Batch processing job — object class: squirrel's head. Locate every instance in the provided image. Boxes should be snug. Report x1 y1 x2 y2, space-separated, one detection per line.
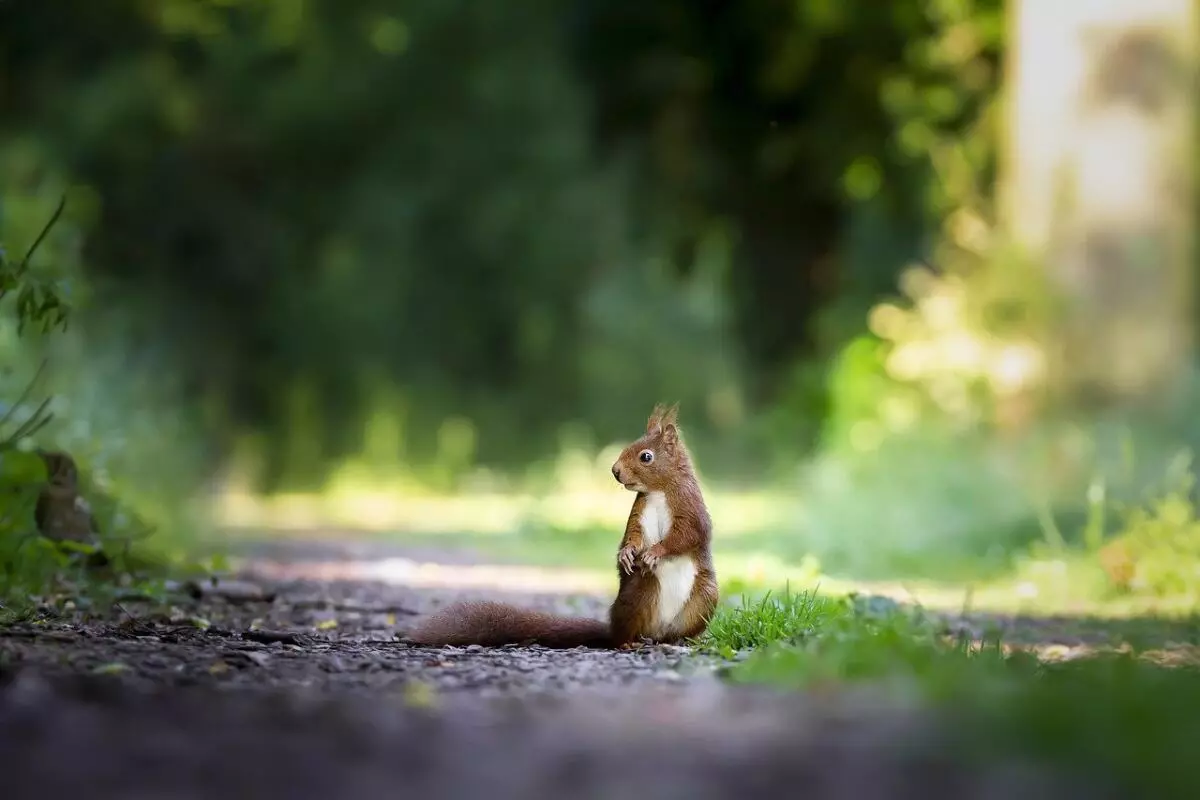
36 449 78 488
611 403 688 493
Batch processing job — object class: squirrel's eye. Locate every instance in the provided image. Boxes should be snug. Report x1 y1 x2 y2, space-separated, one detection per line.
639 449 654 464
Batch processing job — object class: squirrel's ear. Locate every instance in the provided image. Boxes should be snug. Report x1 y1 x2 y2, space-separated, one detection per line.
662 423 679 451
646 403 667 435
661 403 679 428
646 402 679 434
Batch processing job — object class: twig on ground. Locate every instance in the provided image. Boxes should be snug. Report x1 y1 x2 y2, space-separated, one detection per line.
241 629 312 646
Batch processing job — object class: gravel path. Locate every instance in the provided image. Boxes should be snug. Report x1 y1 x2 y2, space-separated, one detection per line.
0 537 1149 799
0 574 710 697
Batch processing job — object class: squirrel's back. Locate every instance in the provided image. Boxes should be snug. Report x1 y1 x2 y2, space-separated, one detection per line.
406 600 612 649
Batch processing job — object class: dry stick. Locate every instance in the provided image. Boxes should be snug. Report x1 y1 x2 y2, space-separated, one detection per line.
241 629 311 646
959 585 975 618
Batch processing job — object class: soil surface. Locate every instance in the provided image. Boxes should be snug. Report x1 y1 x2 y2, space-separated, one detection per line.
0 537 1169 799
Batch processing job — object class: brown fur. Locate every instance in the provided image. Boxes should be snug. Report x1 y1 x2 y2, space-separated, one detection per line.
608 403 718 646
406 403 718 649
407 600 611 648
34 449 99 544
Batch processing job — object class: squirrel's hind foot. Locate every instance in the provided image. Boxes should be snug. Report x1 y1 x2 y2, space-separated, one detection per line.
617 636 657 651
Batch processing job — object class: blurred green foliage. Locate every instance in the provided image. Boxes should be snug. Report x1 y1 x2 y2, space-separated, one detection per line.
0 186 211 605
573 0 1003 384
0 0 1005 493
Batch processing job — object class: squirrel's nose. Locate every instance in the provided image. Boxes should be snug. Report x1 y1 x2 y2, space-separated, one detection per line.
612 464 621 482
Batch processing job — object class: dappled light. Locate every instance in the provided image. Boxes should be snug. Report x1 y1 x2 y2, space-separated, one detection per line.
2 0 1200 797
244 553 613 597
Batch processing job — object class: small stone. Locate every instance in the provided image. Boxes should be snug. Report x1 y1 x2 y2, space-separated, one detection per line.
185 578 275 603
240 651 271 668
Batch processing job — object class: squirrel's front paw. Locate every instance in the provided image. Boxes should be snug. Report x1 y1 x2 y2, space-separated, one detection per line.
638 544 665 571
617 545 638 575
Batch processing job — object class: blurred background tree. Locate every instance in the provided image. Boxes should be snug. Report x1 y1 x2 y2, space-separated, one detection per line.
1005 0 1196 412
1 0 1197 595
0 0 1005 488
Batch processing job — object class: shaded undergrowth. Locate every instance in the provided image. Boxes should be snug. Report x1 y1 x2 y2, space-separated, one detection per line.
701 585 1200 799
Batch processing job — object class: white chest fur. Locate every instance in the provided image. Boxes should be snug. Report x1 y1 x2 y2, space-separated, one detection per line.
638 491 697 632
639 491 672 546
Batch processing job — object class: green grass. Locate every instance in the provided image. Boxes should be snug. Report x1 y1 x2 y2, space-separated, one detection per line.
703 585 1200 798
696 585 848 653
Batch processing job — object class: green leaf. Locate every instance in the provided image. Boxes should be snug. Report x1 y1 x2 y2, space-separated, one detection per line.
0 450 49 486
92 662 130 675
56 540 99 555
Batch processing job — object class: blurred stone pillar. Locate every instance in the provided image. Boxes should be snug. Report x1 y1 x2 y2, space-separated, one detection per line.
1002 0 1197 409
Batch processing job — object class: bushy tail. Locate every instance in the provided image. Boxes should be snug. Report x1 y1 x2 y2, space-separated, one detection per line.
406 600 612 649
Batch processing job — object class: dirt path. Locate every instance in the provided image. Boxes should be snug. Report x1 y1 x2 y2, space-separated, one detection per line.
0 538 1135 798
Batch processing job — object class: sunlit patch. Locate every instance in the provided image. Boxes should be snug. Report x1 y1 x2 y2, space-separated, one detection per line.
848 421 883 453
243 556 613 596
214 484 799 539
1016 582 1039 600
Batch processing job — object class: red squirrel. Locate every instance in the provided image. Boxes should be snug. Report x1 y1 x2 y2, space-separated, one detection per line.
407 403 719 649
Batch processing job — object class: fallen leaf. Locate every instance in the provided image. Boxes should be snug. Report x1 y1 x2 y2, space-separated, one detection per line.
208 660 230 675
316 619 338 631
403 680 438 709
92 662 129 675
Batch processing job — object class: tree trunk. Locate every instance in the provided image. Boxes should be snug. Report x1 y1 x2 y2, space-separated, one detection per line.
1002 0 1197 409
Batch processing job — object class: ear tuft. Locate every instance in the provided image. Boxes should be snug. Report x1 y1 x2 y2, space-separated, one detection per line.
660 402 680 428
647 402 680 435
646 403 667 434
